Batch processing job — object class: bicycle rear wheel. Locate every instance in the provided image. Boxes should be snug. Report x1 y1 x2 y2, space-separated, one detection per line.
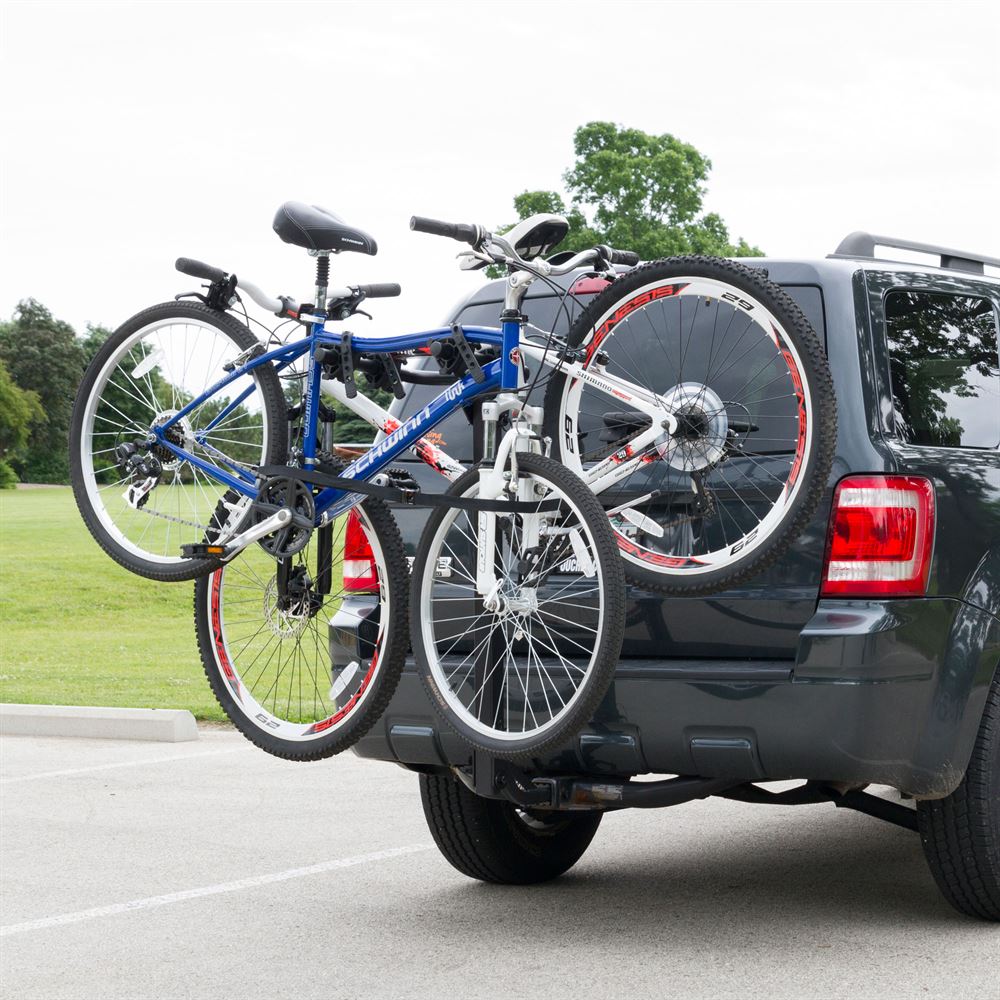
70 301 287 582
411 452 626 760
543 256 836 594
193 489 408 760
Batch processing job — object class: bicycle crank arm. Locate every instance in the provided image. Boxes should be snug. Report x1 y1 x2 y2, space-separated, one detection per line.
181 508 292 562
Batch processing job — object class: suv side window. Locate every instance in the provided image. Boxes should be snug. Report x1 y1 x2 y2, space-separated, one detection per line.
884 290 1000 449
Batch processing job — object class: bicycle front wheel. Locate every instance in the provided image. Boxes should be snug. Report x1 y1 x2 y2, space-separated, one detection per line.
543 256 836 594
193 491 409 760
411 452 626 760
70 301 288 582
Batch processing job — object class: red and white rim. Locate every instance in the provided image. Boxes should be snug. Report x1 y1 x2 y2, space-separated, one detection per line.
205 510 390 741
560 276 813 575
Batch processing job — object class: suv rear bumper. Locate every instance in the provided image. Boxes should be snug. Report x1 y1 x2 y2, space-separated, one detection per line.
353 597 998 798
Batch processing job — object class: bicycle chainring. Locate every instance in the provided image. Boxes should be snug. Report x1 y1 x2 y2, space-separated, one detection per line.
253 476 316 559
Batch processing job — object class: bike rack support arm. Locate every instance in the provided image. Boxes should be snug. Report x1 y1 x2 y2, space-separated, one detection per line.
719 781 919 832
459 764 919 830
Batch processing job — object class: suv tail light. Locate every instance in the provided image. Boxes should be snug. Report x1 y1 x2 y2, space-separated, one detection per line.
343 510 379 592
569 275 611 295
820 476 935 598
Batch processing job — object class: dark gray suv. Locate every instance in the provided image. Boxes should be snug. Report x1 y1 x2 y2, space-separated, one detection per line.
350 233 1000 919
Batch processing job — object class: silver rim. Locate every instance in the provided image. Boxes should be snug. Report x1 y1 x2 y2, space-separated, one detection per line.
560 276 814 575
419 470 607 743
79 316 270 565
205 508 392 741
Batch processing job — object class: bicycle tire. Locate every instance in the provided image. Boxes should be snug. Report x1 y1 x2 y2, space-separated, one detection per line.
70 301 288 582
411 452 625 760
543 256 836 595
193 483 409 760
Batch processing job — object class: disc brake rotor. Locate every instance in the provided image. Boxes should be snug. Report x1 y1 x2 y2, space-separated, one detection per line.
657 382 729 471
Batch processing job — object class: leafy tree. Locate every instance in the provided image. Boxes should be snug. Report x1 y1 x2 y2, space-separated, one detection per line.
493 122 761 271
80 324 114 365
0 299 87 483
0 359 45 487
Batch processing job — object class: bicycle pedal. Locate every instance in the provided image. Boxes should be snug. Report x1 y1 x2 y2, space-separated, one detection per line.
386 467 419 490
180 542 227 559
385 467 420 502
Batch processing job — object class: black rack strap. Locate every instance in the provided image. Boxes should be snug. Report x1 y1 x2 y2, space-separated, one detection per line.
338 333 356 398
258 465 562 513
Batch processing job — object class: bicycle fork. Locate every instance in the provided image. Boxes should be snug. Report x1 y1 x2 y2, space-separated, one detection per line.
475 396 545 607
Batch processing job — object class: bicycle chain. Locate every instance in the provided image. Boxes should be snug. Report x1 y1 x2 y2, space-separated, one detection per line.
130 505 210 531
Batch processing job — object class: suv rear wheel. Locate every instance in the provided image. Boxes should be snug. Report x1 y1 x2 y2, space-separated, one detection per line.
917 668 1000 920
419 773 602 884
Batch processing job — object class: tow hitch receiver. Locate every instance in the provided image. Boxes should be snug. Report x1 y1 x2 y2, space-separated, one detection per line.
489 764 737 811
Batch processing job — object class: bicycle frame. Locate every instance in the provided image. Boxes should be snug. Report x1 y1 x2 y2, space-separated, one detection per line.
150 306 680 535
148 314 521 524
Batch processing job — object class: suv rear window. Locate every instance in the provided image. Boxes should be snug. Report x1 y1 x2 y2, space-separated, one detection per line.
884 290 1000 449
394 283 829 462
395 295 594 462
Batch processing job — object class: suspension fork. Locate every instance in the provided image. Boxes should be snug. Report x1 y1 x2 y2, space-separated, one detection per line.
475 396 544 603
471 392 542 729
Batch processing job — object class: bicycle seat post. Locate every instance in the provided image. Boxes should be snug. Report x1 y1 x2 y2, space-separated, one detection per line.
310 250 331 312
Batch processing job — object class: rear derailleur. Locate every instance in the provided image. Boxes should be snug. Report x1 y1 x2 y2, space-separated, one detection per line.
115 441 162 510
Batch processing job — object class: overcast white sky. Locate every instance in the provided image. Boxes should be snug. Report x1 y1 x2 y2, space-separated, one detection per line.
1 0 998 338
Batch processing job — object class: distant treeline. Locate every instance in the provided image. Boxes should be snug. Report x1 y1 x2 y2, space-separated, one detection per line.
0 299 385 489
0 300 110 487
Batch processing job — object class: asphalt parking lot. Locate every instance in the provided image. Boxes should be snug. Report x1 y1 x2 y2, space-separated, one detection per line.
2 730 997 1000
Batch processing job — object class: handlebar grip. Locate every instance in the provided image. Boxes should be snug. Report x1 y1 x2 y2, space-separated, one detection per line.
175 257 228 283
609 248 640 267
409 216 481 246
357 283 401 299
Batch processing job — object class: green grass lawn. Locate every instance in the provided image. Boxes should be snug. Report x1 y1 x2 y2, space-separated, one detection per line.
0 487 228 719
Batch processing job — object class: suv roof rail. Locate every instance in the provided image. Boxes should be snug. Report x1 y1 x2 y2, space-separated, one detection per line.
831 232 1000 275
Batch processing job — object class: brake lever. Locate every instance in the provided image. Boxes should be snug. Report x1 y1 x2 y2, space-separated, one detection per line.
457 249 497 269
328 290 370 322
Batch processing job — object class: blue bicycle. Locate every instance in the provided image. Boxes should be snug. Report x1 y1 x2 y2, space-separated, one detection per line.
70 201 834 760
69 203 639 759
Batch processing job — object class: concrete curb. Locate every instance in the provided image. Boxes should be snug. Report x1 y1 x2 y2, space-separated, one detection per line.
0 705 199 743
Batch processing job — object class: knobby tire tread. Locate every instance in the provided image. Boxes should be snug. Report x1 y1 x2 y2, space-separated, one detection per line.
543 255 837 596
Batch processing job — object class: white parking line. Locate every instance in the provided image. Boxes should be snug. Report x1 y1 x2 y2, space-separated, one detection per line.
0 747 245 785
0 844 433 938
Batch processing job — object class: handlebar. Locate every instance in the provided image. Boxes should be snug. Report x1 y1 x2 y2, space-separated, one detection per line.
175 256 400 317
356 283 401 299
600 246 640 267
409 216 483 246
176 257 227 283
409 215 639 275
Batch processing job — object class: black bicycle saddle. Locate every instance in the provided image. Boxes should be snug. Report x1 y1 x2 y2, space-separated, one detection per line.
272 202 378 255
